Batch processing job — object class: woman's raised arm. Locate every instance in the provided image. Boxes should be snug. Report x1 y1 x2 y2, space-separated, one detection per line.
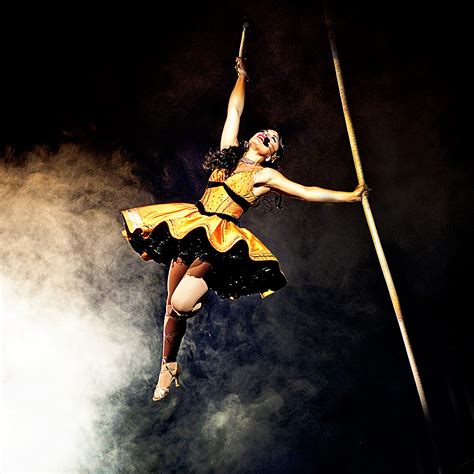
220 57 248 150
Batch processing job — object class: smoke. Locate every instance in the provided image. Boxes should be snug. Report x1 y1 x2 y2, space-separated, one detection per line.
200 389 285 470
0 144 161 471
0 144 331 473
0 142 382 472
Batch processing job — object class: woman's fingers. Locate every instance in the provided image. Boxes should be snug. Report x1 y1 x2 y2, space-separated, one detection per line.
235 57 249 79
354 184 371 200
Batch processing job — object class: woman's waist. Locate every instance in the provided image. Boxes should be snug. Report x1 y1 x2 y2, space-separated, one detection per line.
194 199 242 225
198 186 250 219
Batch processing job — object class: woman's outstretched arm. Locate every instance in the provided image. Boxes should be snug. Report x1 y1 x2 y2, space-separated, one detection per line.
220 57 247 150
255 168 369 202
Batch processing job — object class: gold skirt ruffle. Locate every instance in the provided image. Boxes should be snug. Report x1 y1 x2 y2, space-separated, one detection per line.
121 202 287 299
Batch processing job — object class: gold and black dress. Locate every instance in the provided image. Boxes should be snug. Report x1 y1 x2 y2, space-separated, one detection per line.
121 167 287 300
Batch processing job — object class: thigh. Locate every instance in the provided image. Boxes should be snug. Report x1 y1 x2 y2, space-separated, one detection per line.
171 258 213 310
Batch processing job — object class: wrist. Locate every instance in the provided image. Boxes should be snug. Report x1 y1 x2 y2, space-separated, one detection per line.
346 191 359 202
236 71 249 82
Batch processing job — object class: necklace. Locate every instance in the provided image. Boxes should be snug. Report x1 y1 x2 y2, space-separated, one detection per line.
239 156 259 166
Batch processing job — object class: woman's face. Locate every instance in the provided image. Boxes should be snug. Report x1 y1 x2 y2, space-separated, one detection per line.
249 129 280 157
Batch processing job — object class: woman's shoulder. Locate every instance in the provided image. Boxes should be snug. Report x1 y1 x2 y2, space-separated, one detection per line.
253 165 277 178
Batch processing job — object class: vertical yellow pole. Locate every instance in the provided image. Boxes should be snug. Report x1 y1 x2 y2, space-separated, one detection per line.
323 7 442 473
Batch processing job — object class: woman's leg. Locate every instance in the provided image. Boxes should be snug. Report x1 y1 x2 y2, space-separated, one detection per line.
162 256 190 365
155 256 213 400
161 256 213 363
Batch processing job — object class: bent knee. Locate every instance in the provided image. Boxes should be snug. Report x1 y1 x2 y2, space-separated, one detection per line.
170 294 203 318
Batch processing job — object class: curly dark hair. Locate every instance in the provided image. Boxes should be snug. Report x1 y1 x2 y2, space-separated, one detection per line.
202 137 286 211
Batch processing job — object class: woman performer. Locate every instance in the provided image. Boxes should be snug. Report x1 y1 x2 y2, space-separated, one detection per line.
120 57 369 401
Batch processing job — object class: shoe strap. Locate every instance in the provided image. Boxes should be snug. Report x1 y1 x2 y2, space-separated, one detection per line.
160 362 179 375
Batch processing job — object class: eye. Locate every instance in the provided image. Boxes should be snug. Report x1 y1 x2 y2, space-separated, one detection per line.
272 136 278 143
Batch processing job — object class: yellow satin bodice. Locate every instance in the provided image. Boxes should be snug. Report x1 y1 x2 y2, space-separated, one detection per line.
198 167 261 220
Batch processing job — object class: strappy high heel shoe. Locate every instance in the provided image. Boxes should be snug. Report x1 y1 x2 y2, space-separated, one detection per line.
152 361 182 401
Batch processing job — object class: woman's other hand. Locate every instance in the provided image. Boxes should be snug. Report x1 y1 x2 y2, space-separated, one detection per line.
352 183 371 201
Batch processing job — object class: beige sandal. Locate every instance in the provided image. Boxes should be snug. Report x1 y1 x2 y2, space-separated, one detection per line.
152 361 182 401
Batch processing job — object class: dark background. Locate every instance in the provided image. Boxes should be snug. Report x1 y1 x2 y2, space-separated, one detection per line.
1 2 471 473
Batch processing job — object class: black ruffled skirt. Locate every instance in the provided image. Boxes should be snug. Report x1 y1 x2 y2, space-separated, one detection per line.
122 219 287 300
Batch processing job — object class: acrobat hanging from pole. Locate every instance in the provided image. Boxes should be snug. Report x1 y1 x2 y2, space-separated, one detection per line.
120 22 368 401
